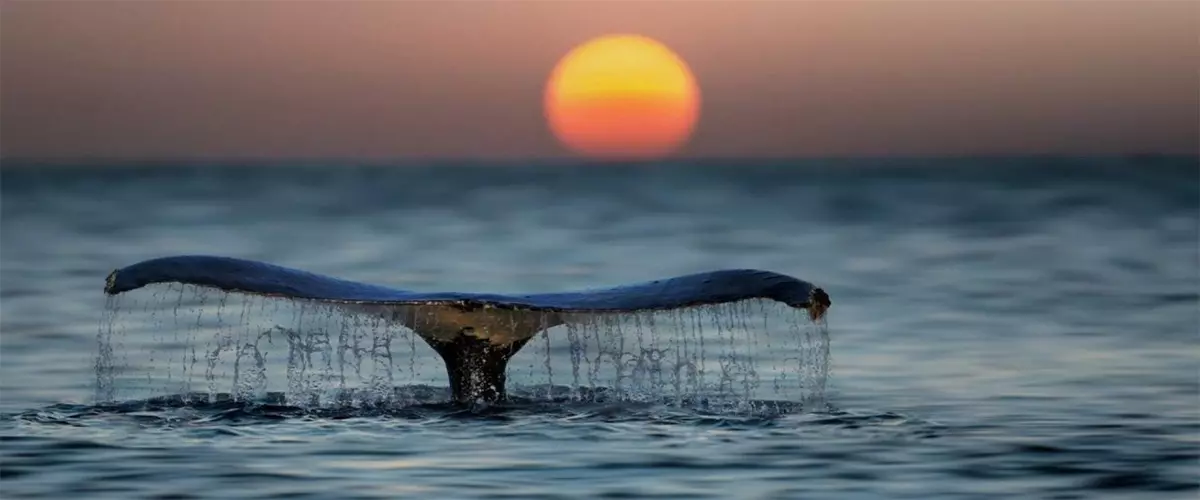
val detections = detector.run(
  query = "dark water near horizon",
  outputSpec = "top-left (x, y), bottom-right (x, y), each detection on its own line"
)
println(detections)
top-left (1, 158), bottom-right (1197, 499)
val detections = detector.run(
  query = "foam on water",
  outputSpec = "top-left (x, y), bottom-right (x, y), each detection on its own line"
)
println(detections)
top-left (95, 284), bottom-right (830, 413)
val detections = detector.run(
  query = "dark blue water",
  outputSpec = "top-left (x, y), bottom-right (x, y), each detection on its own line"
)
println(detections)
top-left (2, 158), bottom-right (1197, 499)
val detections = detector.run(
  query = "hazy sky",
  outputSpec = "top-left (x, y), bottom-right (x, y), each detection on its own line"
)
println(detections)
top-left (3, 1), bottom-right (1196, 160)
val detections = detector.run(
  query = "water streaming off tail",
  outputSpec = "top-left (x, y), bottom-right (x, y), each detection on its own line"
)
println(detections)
top-left (96, 284), bottom-right (830, 411)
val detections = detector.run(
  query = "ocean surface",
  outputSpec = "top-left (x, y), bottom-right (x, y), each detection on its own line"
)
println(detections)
top-left (1, 158), bottom-right (1197, 499)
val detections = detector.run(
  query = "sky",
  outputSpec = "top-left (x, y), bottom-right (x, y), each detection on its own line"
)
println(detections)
top-left (2, 1), bottom-right (1197, 161)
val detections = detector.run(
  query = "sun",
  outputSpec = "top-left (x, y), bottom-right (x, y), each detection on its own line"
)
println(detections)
top-left (544, 34), bottom-right (700, 160)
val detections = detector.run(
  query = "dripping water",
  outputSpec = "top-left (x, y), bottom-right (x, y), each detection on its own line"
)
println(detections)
top-left (96, 284), bottom-right (830, 414)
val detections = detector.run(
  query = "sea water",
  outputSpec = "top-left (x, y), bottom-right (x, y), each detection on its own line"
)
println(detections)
top-left (2, 158), bottom-right (1196, 498)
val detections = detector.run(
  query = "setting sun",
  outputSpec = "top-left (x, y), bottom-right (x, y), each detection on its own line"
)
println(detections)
top-left (545, 34), bottom-right (700, 160)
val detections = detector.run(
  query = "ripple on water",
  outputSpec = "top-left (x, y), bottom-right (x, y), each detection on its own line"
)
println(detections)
top-left (5, 385), bottom-right (1198, 499)
top-left (3, 160), bottom-right (1198, 498)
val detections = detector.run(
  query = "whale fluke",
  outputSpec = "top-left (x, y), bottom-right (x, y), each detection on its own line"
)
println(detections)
top-left (104, 255), bottom-right (830, 403)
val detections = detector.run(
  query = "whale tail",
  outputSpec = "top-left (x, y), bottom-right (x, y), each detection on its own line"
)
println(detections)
top-left (103, 255), bottom-right (830, 403)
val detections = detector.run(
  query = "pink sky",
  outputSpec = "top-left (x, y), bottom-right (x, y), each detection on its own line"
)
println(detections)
top-left (2, 1), bottom-right (1196, 160)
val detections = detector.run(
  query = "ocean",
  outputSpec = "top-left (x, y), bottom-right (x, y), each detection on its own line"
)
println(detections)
top-left (1, 157), bottom-right (1196, 499)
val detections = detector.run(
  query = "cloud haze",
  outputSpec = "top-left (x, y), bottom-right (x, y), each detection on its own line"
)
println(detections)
top-left (2, 1), bottom-right (1196, 160)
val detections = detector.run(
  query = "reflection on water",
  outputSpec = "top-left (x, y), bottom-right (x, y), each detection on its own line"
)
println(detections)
top-left (1, 158), bottom-right (1197, 498)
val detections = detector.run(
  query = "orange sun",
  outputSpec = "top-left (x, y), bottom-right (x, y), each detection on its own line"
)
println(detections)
top-left (544, 34), bottom-right (700, 160)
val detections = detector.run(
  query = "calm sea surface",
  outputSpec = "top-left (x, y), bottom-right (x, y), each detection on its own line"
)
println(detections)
top-left (1, 158), bottom-right (1197, 499)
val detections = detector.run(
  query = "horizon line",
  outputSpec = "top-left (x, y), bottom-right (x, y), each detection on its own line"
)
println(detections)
top-left (2, 152), bottom-right (1195, 168)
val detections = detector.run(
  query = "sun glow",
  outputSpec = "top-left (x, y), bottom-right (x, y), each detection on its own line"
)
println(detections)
top-left (544, 34), bottom-right (700, 160)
